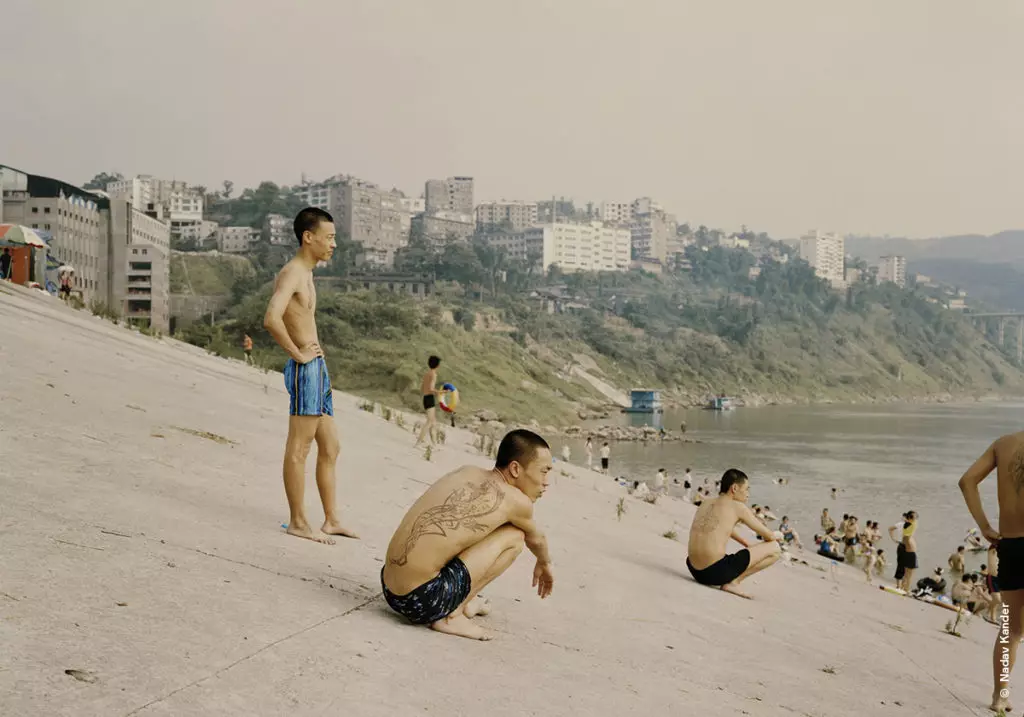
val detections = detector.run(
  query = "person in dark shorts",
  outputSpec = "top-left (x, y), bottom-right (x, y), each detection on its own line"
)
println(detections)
top-left (600, 442), bottom-right (610, 473)
top-left (685, 469), bottom-right (780, 599)
top-left (957, 431), bottom-right (1024, 713)
top-left (382, 429), bottom-right (555, 640)
top-left (416, 355), bottom-right (441, 447)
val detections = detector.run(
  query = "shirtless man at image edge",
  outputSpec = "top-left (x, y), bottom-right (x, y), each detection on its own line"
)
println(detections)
top-left (686, 468), bottom-right (781, 599)
top-left (263, 207), bottom-right (358, 545)
top-left (958, 432), bottom-right (1024, 714)
top-left (382, 429), bottom-right (555, 641)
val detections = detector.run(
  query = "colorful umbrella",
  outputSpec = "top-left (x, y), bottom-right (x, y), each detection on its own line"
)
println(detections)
top-left (0, 224), bottom-right (47, 248)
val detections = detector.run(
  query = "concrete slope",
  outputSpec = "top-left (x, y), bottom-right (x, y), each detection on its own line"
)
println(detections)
top-left (0, 282), bottom-right (1000, 717)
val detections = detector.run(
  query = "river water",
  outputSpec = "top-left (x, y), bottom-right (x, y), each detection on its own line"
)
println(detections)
top-left (560, 400), bottom-right (1024, 575)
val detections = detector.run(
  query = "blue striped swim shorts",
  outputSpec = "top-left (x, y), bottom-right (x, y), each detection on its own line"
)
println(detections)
top-left (283, 356), bottom-right (334, 417)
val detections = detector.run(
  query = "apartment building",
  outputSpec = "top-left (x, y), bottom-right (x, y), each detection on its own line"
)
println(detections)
top-left (265, 213), bottom-right (292, 246)
top-left (630, 199), bottom-right (676, 264)
top-left (326, 177), bottom-right (407, 262)
top-left (600, 202), bottom-right (633, 225)
top-left (1, 165), bottom-right (108, 304)
top-left (216, 226), bottom-right (259, 254)
top-left (483, 221), bottom-right (631, 273)
top-left (1, 165), bottom-right (170, 331)
top-left (877, 255), bottom-right (907, 287)
top-left (425, 176), bottom-right (474, 215)
top-left (293, 180), bottom-right (332, 211)
top-left (106, 175), bottom-right (204, 242)
top-left (798, 230), bottom-right (845, 286)
top-left (412, 210), bottom-right (475, 245)
top-left (106, 199), bottom-right (171, 333)
top-left (475, 201), bottom-right (539, 231)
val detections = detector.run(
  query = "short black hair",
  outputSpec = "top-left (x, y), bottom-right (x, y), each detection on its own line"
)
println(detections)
top-left (293, 207), bottom-right (334, 245)
top-left (428, 355), bottom-right (441, 369)
top-left (958, 545), bottom-right (965, 551)
top-left (719, 468), bottom-right (748, 494)
top-left (495, 429), bottom-right (550, 469)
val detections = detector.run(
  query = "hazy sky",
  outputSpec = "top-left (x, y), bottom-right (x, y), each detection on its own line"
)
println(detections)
top-left (3, 0), bottom-right (1021, 238)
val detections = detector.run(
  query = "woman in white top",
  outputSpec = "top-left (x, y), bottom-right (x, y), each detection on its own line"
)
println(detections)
top-left (584, 437), bottom-right (593, 470)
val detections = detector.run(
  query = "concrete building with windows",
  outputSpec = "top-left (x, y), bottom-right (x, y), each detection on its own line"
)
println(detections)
top-left (475, 201), bottom-right (538, 231)
top-left (600, 202), bottom-right (634, 225)
top-left (798, 230), bottom-right (845, 286)
top-left (425, 177), bottom-right (474, 215)
top-left (293, 180), bottom-right (332, 211)
top-left (877, 255), bottom-right (907, 287)
top-left (1, 165), bottom-right (109, 304)
top-left (1, 165), bottom-right (170, 331)
top-left (216, 226), bottom-right (259, 254)
top-left (106, 175), bottom-right (204, 243)
top-left (630, 199), bottom-right (676, 264)
top-left (265, 213), bottom-right (292, 246)
top-left (326, 177), bottom-right (407, 264)
top-left (483, 221), bottom-right (631, 273)
top-left (412, 210), bottom-right (475, 245)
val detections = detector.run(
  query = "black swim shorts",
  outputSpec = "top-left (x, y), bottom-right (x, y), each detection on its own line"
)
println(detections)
top-left (844, 536), bottom-right (858, 548)
top-left (382, 558), bottom-right (472, 625)
top-left (423, 394), bottom-right (436, 411)
top-left (686, 550), bottom-right (751, 587)
top-left (997, 537), bottom-right (1024, 592)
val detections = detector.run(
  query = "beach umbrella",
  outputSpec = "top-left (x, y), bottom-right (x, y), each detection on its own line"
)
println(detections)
top-left (0, 224), bottom-right (47, 248)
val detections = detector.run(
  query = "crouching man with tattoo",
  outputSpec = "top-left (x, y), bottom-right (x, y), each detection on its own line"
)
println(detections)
top-left (382, 429), bottom-right (555, 640)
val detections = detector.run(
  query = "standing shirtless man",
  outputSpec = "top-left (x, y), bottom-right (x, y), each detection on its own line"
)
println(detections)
top-left (382, 429), bottom-right (555, 640)
top-left (415, 355), bottom-right (441, 447)
top-left (686, 468), bottom-right (781, 599)
top-left (959, 432), bottom-right (1024, 713)
top-left (263, 207), bottom-right (357, 545)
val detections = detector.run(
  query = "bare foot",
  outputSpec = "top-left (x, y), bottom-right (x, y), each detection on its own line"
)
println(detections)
top-left (720, 582), bottom-right (752, 600)
top-left (464, 596), bottom-right (492, 618)
top-left (989, 694), bottom-right (1012, 713)
top-left (286, 523), bottom-right (335, 545)
top-left (431, 613), bottom-right (492, 641)
top-left (321, 519), bottom-right (359, 540)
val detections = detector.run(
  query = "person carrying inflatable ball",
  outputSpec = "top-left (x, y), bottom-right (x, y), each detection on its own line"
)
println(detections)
top-left (417, 355), bottom-right (443, 447)
top-left (438, 382), bottom-right (460, 427)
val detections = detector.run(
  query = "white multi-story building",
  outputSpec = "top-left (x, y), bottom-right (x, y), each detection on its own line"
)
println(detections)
top-left (483, 221), bottom-right (631, 273)
top-left (265, 213), bottom-right (292, 246)
top-left (413, 210), bottom-right (475, 245)
top-left (600, 201), bottom-right (633, 224)
top-left (216, 226), bottom-right (259, 254)
top-left (475, 201), bottom-right (539, 231)
top-left (877, 255), bottom-right (907, 287)
top-left (106, 175), bottom-right (204, 242)
top-left (425, 177), bottom-right (474, 215)
top-left (798, 230), bottom-right (845, 286)
top-left (327, 177), bottom-right (408, 261)
top-left (294, 181), bottom-right (332, 210)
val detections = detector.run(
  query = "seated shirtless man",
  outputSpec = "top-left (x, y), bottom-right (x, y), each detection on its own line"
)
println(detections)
top-left (686, 468), bottom-right (781, 599)
top-left (382, 429), bottom-right (555, 641)
top-left (958, 431), bottom-right (1024, 714)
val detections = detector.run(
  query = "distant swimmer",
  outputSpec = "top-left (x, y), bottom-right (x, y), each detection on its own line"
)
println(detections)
top-left (382, 429), bottom-right (554, 641)
top-left (957, 431), bottom-right (1024, 714)
top-left (263, 208), bottom-right (358, 545)
top-left (685, 469), bottom-right (781, 599)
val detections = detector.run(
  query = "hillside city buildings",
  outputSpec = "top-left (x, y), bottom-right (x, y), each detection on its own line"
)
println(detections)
top-left (798, 230), bottom-right (846, 286)
top-left (1, 157), bottom-right (950, 334)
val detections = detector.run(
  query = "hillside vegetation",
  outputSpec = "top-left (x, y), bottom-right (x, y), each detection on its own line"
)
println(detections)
top-left (173, 240), bottom-right (1024, 424)
top-left (170, 252), bottom-right (257, 295)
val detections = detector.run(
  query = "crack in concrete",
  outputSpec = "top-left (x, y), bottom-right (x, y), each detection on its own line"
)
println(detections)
top-left (123, 595), bottom-right (381, 716)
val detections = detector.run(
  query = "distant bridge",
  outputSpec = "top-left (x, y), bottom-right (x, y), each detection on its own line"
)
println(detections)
top-left (967, 313), bottom-right (1024, 361)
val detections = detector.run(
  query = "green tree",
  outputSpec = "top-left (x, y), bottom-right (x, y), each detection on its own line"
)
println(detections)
top-left (83, 171), bottom-right (124, 191)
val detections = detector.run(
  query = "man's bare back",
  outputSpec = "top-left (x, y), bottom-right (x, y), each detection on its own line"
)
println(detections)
top-left (383, 465), bottom-right (525, 593)
top-left (381, 430), bottom-right (554, 640)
